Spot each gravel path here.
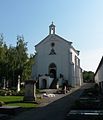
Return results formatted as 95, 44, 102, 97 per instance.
37, 87, 80, 107
10, 84, 93, 120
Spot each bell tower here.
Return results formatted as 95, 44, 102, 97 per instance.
49, 22, 56, 35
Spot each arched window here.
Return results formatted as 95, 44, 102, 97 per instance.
49, 63, 56, 78
49, 63, 56, 69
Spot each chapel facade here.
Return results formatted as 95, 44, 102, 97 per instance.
32, 23, 83, 89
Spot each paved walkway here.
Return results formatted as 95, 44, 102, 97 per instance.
10, 84, 93, 120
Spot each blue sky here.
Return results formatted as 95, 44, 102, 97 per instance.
0, 0, 103, 72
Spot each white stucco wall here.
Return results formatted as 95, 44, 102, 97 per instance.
39, 76, 53, 89
31, 23, 82, 87
69, 48, 81, 86
95, 62, 103, 84
35, 35, 71, 81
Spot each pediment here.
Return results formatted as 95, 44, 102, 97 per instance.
35, 34, 72, 48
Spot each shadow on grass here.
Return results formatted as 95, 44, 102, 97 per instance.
5, 100, 38, 104
0, 101, 38, 116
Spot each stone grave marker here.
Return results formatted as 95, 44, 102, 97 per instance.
23, 80, 36, 102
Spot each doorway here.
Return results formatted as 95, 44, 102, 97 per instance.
42, 79, 47, 89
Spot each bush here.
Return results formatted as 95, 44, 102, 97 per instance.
0, 101, 5, 106
0, 89, 6, 96
16, 89, 24, 96
36, 89, 41, 94
0, 89, 12, 96
0, 88, 24, 96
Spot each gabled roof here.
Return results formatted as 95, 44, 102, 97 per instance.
94, 56, 103, 76
35, 23, 80, 55
35, 34, 72, 47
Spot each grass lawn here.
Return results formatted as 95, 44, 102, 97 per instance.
0, 96, 38, 108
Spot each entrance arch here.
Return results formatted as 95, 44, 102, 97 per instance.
49, 63, 57, 78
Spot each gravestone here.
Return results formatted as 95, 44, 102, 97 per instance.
23, 80, 36, 102
3, 78, 6, 89
56, 83, 59, 89
17, 75, 20, 92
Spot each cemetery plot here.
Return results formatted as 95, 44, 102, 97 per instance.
66, 110, 103, 120
0, 96, 37, 109
66, 85, 103, 120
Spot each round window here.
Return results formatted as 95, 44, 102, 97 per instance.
51, 42, 55, 47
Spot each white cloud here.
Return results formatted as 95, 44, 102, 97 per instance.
80, 48, 103, 72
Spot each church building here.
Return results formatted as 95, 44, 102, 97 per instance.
32, 23, 83, 89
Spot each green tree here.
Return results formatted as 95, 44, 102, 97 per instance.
0, 34, 8, 83
15, 35, 28, 81
0, 34, 14, 89
7, 46, 17, 87
83, 71, 94, 83
22, 54, 35, 81
0, 34, 34, 88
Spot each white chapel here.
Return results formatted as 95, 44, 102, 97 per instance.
32, 23, 83, 89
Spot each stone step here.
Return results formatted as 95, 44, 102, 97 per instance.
66, 110, 103, 120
